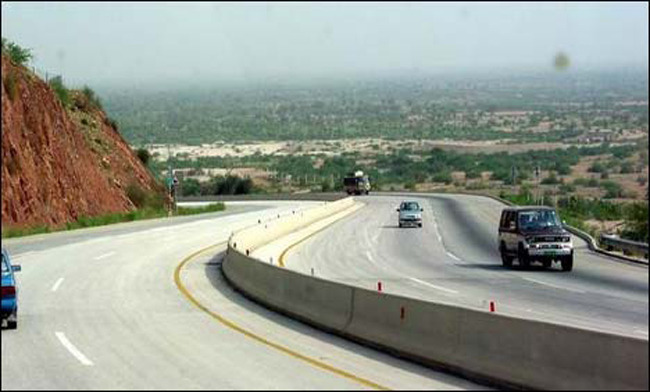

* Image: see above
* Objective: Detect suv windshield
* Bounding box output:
[401,202,420,211]
[518,210,562,231]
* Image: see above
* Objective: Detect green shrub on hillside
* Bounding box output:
[619,161,635,174]
[82,86,102,110]
[589,162,606,173]
[126,183,149,209]
[541,171,561,185]
[181,178,201,196]
[432,171,453,184]
[196,175,255,196]
[559,183,576,194]
[601,180,623,199]
[621,202,649,243]
[48,76,70,107]
[72,86,103,111]
[1,38,32,66]
[136,148,151,166]
[126,182,166,210]
[4,69,18,101]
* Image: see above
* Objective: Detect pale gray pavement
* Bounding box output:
[1,200,484,390]
[287,194,649,338]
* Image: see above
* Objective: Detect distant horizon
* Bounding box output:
[2,2,647,90]
[90,65,649,95]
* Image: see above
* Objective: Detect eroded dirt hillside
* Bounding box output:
[2,55,163,229]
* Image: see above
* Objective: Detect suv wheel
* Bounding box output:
[500,243,513,268]
[561,254,574,272]
[518,244,530,269]
[7,312,17,329]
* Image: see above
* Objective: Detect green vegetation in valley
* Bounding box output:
[102,70,648,145]
[180,175,254,196]
[500,188,648,244]
[160,141,644,192]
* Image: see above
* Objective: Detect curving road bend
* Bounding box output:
[286,194,649,338]
[1,201,484,390]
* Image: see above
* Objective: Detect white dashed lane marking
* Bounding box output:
[522,277,586,294]
[51,277,64,292]
[94,251,116,260]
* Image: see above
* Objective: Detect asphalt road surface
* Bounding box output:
[1,200,484,390]
[286,194,649,338]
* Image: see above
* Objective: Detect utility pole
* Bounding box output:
[534,165,541,205]
[166,144,176,215]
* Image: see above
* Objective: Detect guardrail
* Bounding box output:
[600,234,649,260]
[223,197,648,390]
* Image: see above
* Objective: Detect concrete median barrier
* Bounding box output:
[224,250,354,332]
[223,196,648,390]
[345,287,648,390]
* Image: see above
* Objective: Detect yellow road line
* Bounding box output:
[279,202,364,268]
[174,240,389,390]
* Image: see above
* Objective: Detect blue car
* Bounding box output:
[2,248,21,329]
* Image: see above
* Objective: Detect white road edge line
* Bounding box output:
[94,251,116,260]
[431,220,443,242]
[523,277,586,294]
[55,332,94,366]
[409,278,459,294]
[51,278,64,292]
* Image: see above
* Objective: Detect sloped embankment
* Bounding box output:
[1,54,163,230]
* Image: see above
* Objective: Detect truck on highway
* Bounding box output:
[343,171,371,195]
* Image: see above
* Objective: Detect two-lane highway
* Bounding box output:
[2,201,484,390]
[286,194,649,337]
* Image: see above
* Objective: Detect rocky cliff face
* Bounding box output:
[2,55,163,229]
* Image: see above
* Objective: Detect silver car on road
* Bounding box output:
[397,201,423,228]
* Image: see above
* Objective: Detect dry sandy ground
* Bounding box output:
[147,138,578,161]
[151,139,647,204]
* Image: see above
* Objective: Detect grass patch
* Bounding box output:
[48,76,70,107]
[4,69,19,101]
[1,203,226,239]
[177,202,225,216]
[2,225,52,239]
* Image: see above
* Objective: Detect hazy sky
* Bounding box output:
[2,2,648,87]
